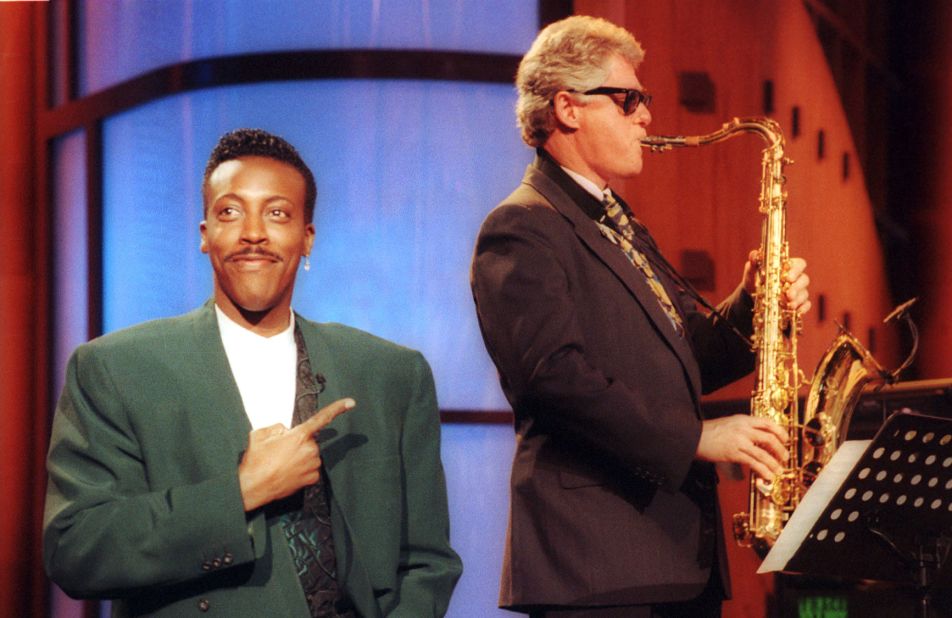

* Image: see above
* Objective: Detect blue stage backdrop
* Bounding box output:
[100,79,526,411]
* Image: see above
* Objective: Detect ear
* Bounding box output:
[199,220,208,254]
[304,223,316,256]
[552,91,582,130]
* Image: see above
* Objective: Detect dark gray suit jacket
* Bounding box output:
[471,153,754,610]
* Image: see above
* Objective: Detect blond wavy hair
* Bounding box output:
[516,15,645,147]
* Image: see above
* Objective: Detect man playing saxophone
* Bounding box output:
[470,15,811,617]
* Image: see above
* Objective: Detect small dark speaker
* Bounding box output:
[763,80,775,114]
[678,71,716,114]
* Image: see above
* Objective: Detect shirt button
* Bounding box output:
[222,553,233,565]
[201,561,212,572]
[197,599,210,612]
[211,558,222,569]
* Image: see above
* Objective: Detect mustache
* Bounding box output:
[225,247,283,262]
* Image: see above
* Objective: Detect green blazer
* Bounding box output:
[44,302,462,617]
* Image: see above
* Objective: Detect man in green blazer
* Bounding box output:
[43,129,462,617]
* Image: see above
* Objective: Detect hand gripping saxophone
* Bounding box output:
[642,118,915,556]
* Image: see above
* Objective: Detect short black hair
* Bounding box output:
[203,128,317,222]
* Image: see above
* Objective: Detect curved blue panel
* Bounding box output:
[102,79,529,410]
[78,0,538,95]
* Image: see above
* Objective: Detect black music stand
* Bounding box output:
[759,411,952,617]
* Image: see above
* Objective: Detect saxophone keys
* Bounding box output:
[769,387,788,411]
[754,476,774,498]
[773,475,793,505]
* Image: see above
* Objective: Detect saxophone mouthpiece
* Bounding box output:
[640,135,700,151]
[641,135,683,152]
[640,136,669,151]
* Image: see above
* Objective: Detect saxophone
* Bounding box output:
[642,118,911,555]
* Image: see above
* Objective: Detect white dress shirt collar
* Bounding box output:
[560,165,612,203]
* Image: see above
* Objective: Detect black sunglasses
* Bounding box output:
[570,87,652,115]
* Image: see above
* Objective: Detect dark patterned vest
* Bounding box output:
[274,326,356,617]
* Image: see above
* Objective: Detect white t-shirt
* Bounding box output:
[215,305,297,430]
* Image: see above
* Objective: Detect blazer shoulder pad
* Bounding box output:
[79,309,202,356]
[296,317,425,366]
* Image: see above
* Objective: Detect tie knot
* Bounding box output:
[601,194,630,231]
[602,192,624,220]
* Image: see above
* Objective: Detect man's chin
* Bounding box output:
[622,161,644,178]
[236,303,274,316]
[223,293,283,318]
[214,279,294,319]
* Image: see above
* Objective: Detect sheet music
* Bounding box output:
[757,439,871,574]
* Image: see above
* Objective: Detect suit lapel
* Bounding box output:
[524,160,702,395]
[295,319,349,473]
[185,302,253,456]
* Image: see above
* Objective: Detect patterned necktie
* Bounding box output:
[600,192,685,337]
[278,326,355,618]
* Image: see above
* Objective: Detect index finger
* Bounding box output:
[297,397,356,436]
[749,416,789,444]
